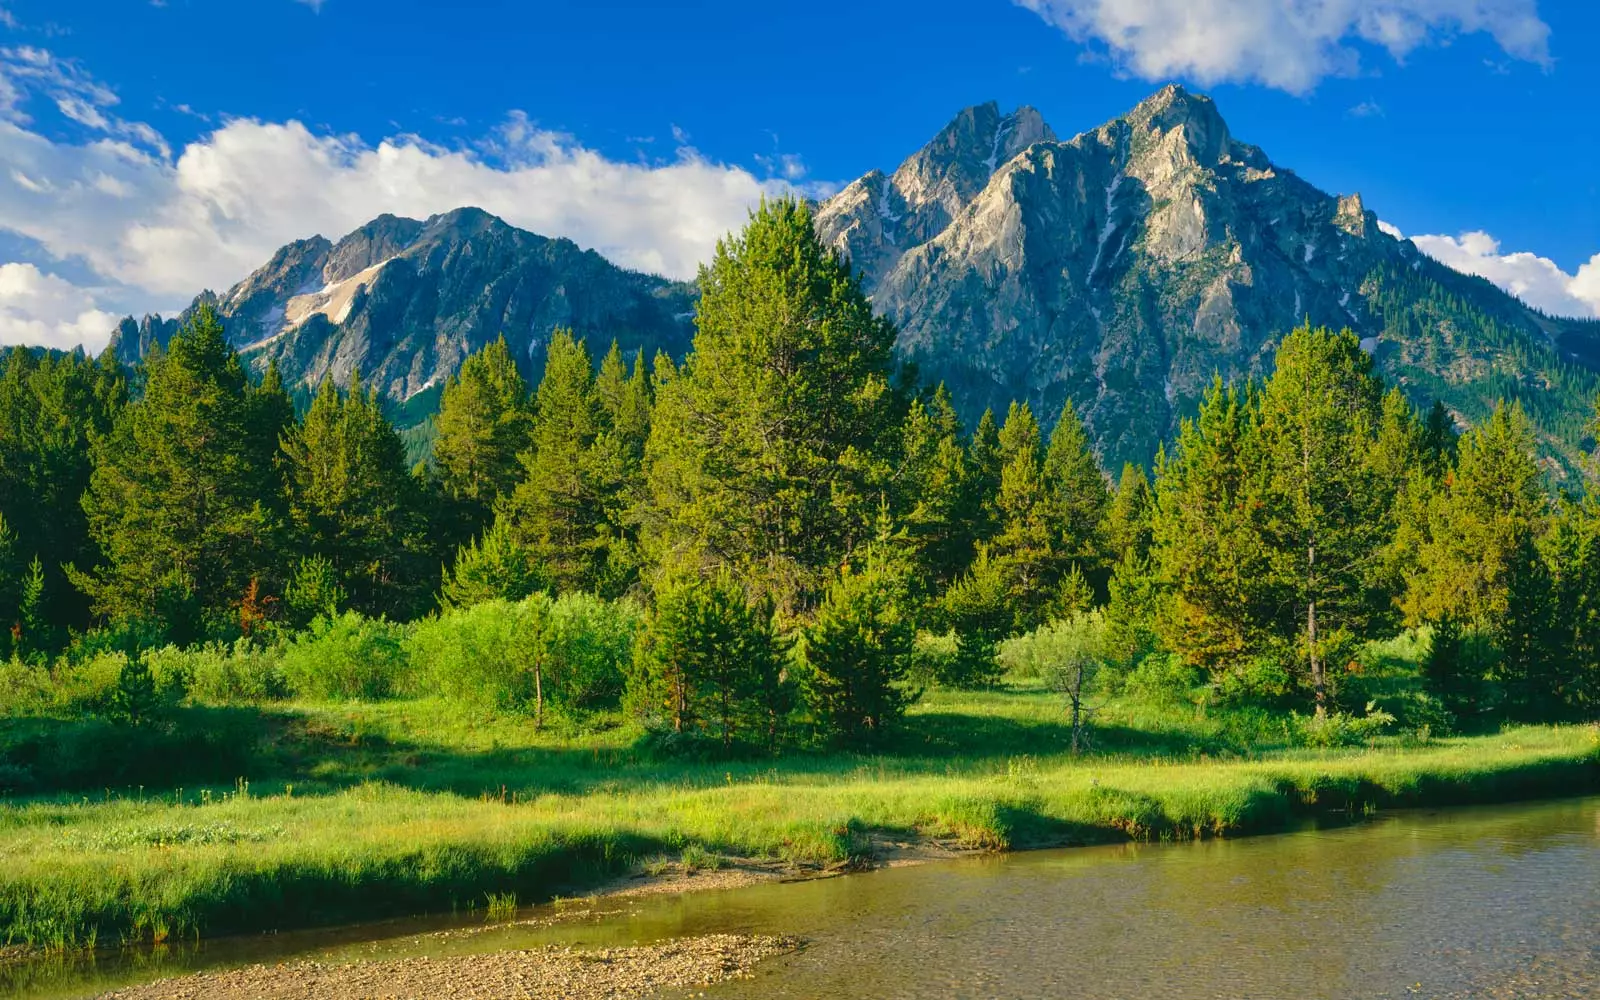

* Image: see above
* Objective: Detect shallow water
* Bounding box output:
[10,796,1600,999]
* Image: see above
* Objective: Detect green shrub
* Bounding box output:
[146,640,289,704]
[1123,653,1205,705]
[0,659,55,717]
[909,631,961,687]
[1217,655,1297,705]
[406,597,552,714]
[548,593,640,712]
[281,613,409,700]
[1288,703,1397,748]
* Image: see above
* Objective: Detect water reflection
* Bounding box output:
[9,797,1599,1000]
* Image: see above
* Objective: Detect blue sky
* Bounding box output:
[0,0,1595,348]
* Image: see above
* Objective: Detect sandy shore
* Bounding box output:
[93,934,799,1000]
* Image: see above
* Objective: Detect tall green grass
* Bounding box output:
[1,687,1595,951]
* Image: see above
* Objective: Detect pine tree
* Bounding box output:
[440,520,549,609]
[641,198,901,611]
[1043,400,1112,587]
[1104,464,1154,564]
[432,336,534,542]
[802,552,917,744]
[76,306,281,639]
[1151,378,1272,674]
[1252,325,1392,712]
[500,330,612,594]
[1405,403,1552,719]
[284,555,346,629]
[897,386,973,595]
[629,572,791,750]
[0,346,125,642]
[282,375,430,619]
[937,547,1010,688]
[966,407,1004,545]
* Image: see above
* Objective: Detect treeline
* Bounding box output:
[1,198,1597,751]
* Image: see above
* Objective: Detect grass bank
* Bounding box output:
[2,686,1597,951]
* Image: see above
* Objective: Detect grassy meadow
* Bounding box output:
[3,678,1597,952]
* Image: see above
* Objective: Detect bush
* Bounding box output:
[1123,653,1205,705]
[280,612,409,700]
[548,593,640,712]
[0,659,56,717]
[406,597,553,715]
[1217,655,1298,705]
[1288,703,1397,748]
[909,631,961,687]
[145,640,288,704]
[999,613,1110,692]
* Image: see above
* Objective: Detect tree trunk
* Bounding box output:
[534,658,544,731]
[1309,592,1326,717]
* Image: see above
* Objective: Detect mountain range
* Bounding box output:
[110,85,1600,468]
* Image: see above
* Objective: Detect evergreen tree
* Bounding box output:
[283,376,430,619]
[76,306,281,638]
[284,555,346,629]
[440,520,549,609]
[966,407,1004,544]
[802,552,917,744]
[432,336,533,541]
[1104,463,1154,564]
[0,346,125,641]
[1405,403,1552,719]
[1252,325,1392,711]
[641,198,901,611]
[1151,379,1272,674]
[988,402,1058,627]
[1042,400,1112,587]
[629,572,791,750]
[937,547,1010,688]
[897,386,973,595]
[500,330,613,594]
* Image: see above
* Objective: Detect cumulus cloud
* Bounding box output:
[1013,0,1550,93]
[0,261,120,349]
[1387,224,1600,318]
[0,48,818,351]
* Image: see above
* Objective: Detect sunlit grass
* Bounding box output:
[1,687,1595,951]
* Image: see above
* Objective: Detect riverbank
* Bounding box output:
[92,933,799,1000]
[2,687,1597,953]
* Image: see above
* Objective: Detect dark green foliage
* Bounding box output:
[282,376,433,619]
[629,572,791,751]
[75,306,284,642]
[801,553,918,744]
[432,336,534,542]
[499,331,623,595]
[936,549,1010,688]
[440,520,549,609]
[641,198,901,612]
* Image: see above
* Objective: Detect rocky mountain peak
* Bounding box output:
[1122,83,1232,166]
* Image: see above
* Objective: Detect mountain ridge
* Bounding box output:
[109,85,1600,465]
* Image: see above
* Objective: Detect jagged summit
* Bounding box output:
[817,84,1595,467]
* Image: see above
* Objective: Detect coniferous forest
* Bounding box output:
[3,199,1599,749]
[3,200,1600,957]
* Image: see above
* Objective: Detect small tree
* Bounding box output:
[802,553,917,744]
[937,548,1010,688]
[1008,613,1109,754]
[630,573,791,751]
[284,555,346,629]
[440,520,549,609]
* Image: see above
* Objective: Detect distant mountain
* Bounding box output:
[109,208,696,412]
[817,84,1600,469]
[110,88,1600,467]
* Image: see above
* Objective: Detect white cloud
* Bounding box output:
[1388,224,1600,318]
[0,261,119,349]
[0,49,817,351]
[1014,0,1550,93]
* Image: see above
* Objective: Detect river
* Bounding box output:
[10,796,1599,999]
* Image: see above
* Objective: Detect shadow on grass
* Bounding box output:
[2,696,1298,806]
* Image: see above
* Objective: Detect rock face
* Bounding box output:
[818,84,1600,468]
[109,208,696,406]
